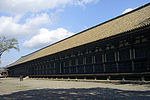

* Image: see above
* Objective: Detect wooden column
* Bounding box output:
[115,51,119,72]
[83,56,86,73]
[92,56,95,73]
[60,62,62,74]
[75,58,78,73]
[102,53,106,72]
[68,59,70,73]
[130,48,135,72]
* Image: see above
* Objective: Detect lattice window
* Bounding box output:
[135,47,147,58]
[86,55,92,64]
[106,51,115,62]
[119,49,130,61]
[95,53,102,63]
[78,56,83,65]
[71,58,75,66]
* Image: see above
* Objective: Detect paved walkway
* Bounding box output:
[0,78,150,99]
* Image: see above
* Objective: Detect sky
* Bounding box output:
[0,0,150,67]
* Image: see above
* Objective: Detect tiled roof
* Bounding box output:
[8,3,150,68]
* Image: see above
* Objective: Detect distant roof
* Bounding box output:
[8,3,150,68]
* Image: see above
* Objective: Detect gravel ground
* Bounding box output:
[0,78,150,100]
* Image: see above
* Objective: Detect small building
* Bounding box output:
[7,3,150,80]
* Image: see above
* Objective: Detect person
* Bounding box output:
[20,75,23,81]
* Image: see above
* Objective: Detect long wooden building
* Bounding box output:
[7,3,150,80]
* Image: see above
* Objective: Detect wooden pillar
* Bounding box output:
[40,66,42,75]
[130,48,135,72]
[115,51,119,72]
[60,62,62,74]
[75,58,78,73]
[92,56,95,73]
[83,56,86,73]
[34,65,36,75]
[54,62,56,74]
[37,64,39,75]
[102,53,106,72]
[69,59,71,73]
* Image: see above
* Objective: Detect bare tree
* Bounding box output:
[0,36,19,63]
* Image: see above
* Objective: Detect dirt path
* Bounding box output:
[0,78,150,99]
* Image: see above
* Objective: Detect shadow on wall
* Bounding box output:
[0,88,150,100]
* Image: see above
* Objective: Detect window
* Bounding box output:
[78,56,83,65]
[95,53,102,63]
[86,55,92,64]
[106,51,115,62]
[119,49,130,61]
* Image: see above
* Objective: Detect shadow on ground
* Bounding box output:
[0,87,150,100]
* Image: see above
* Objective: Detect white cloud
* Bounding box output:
[0,0,99,14]
[0,13,52,38]
[75,0,99,6]
[23,28,74,49]
[0,0,70,14]
[25,13,52,29]
[0,0,98,38]
[122,8,134,14]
